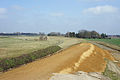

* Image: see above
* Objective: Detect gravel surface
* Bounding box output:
[50,71,111,80]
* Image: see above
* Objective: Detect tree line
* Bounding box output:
[47,30,108,39]
[48,30,108,39]
[0,30,110,39]
[65,30,108,39]
[0,32,39,36]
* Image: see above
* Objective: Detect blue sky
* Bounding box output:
[0,0,120,34]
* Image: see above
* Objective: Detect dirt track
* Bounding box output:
[0,43,115,80]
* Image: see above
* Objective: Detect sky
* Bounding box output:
[0,0,120,34]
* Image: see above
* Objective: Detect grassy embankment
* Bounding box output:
[86,38,120,80]
[0,46,61,72]
[86,38,120,46]
[0,36,82,72]
[86,38,120,51]
[103,61,120,80]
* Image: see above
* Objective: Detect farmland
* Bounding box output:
[0,36,120,80]
[86,38,120,47]
[0,36,82,59]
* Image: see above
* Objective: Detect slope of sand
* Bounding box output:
[0,43,114,80]
[59,44,95,73]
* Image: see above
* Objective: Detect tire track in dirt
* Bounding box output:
[0,43,115,80]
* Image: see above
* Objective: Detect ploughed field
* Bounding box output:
[0,43,115,80]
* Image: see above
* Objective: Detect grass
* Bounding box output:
[86,38,120,47]
[0,36,82,58]
[103,65,120,80]
[0,46,61,72]
[0,36,83,72]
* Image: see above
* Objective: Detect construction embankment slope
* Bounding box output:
[0,43,115,80]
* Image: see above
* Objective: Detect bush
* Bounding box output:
[0,46,61,72]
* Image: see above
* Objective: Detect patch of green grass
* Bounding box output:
[103,65,120,80]
[86,38,120,46]
[0,46,61,72]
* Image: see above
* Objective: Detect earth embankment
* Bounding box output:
[0,43,114,80]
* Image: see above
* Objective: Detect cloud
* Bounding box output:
[50,12,64,17]
[11,5,24,10]
[0,8,7,14]
[83,5,118,15]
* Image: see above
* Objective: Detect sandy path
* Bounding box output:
[0,43,114,80]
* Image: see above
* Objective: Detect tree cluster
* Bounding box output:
[65,30,107,39]
[65,32,76,37]
[47,32,62,36]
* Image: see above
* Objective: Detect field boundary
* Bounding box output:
[0,46,61,72]
[93,41,120,52]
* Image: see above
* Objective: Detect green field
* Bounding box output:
[86,38,120,47]
[0,36,83,58]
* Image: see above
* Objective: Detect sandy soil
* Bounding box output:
[0,43,114,80]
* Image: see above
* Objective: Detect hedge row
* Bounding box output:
[0,46,61,72]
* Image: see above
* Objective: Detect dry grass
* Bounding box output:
[0,36,83,58]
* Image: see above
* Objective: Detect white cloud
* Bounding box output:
[0,8,7,14]
[83,5,118,15]
[11,5,24,10]
[50,12,64,17]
